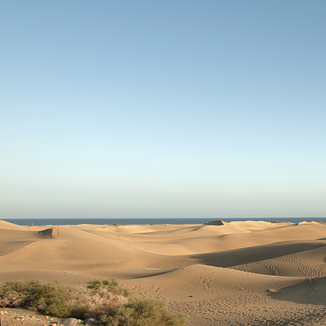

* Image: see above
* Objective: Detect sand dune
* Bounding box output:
[0,220,29,230]
[0,220,326,325]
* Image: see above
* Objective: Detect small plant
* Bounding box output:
[100,298,187,326]
[87,280,102,290]
[87,279,130,297]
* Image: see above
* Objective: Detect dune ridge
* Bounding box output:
[0,220,326,325]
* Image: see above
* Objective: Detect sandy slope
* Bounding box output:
[0,220,326,325]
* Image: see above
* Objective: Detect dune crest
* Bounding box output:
[0,220,28,230]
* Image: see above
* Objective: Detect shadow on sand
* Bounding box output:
[189,241,326,267]
[269,276,326,305]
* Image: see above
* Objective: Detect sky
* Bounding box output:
[1,1,325,219]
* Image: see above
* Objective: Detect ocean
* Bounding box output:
[2,217,326,226]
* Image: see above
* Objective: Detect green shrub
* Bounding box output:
[87,280,102,290]
[100,299,187,326]
[0,279,75,317]
[87,279,130,297]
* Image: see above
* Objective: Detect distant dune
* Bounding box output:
[1,220,326,325]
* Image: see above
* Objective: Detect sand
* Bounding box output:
[0,219,326,325]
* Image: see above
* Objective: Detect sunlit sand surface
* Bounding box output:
[1,219,326,325]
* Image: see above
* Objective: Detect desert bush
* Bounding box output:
[87,280,102,290]
[0,279,187,325]
[0,279,75,317]
[87,279,130,297]
[71,284,128,319]
[0,279,127,319]
[100,298,187,326]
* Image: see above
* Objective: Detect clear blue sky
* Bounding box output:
[1,1,325,219]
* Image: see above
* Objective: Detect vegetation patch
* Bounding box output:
[101,298,187,326]
[0,279,187,325]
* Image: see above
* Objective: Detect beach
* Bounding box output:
[1,219,326,325]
